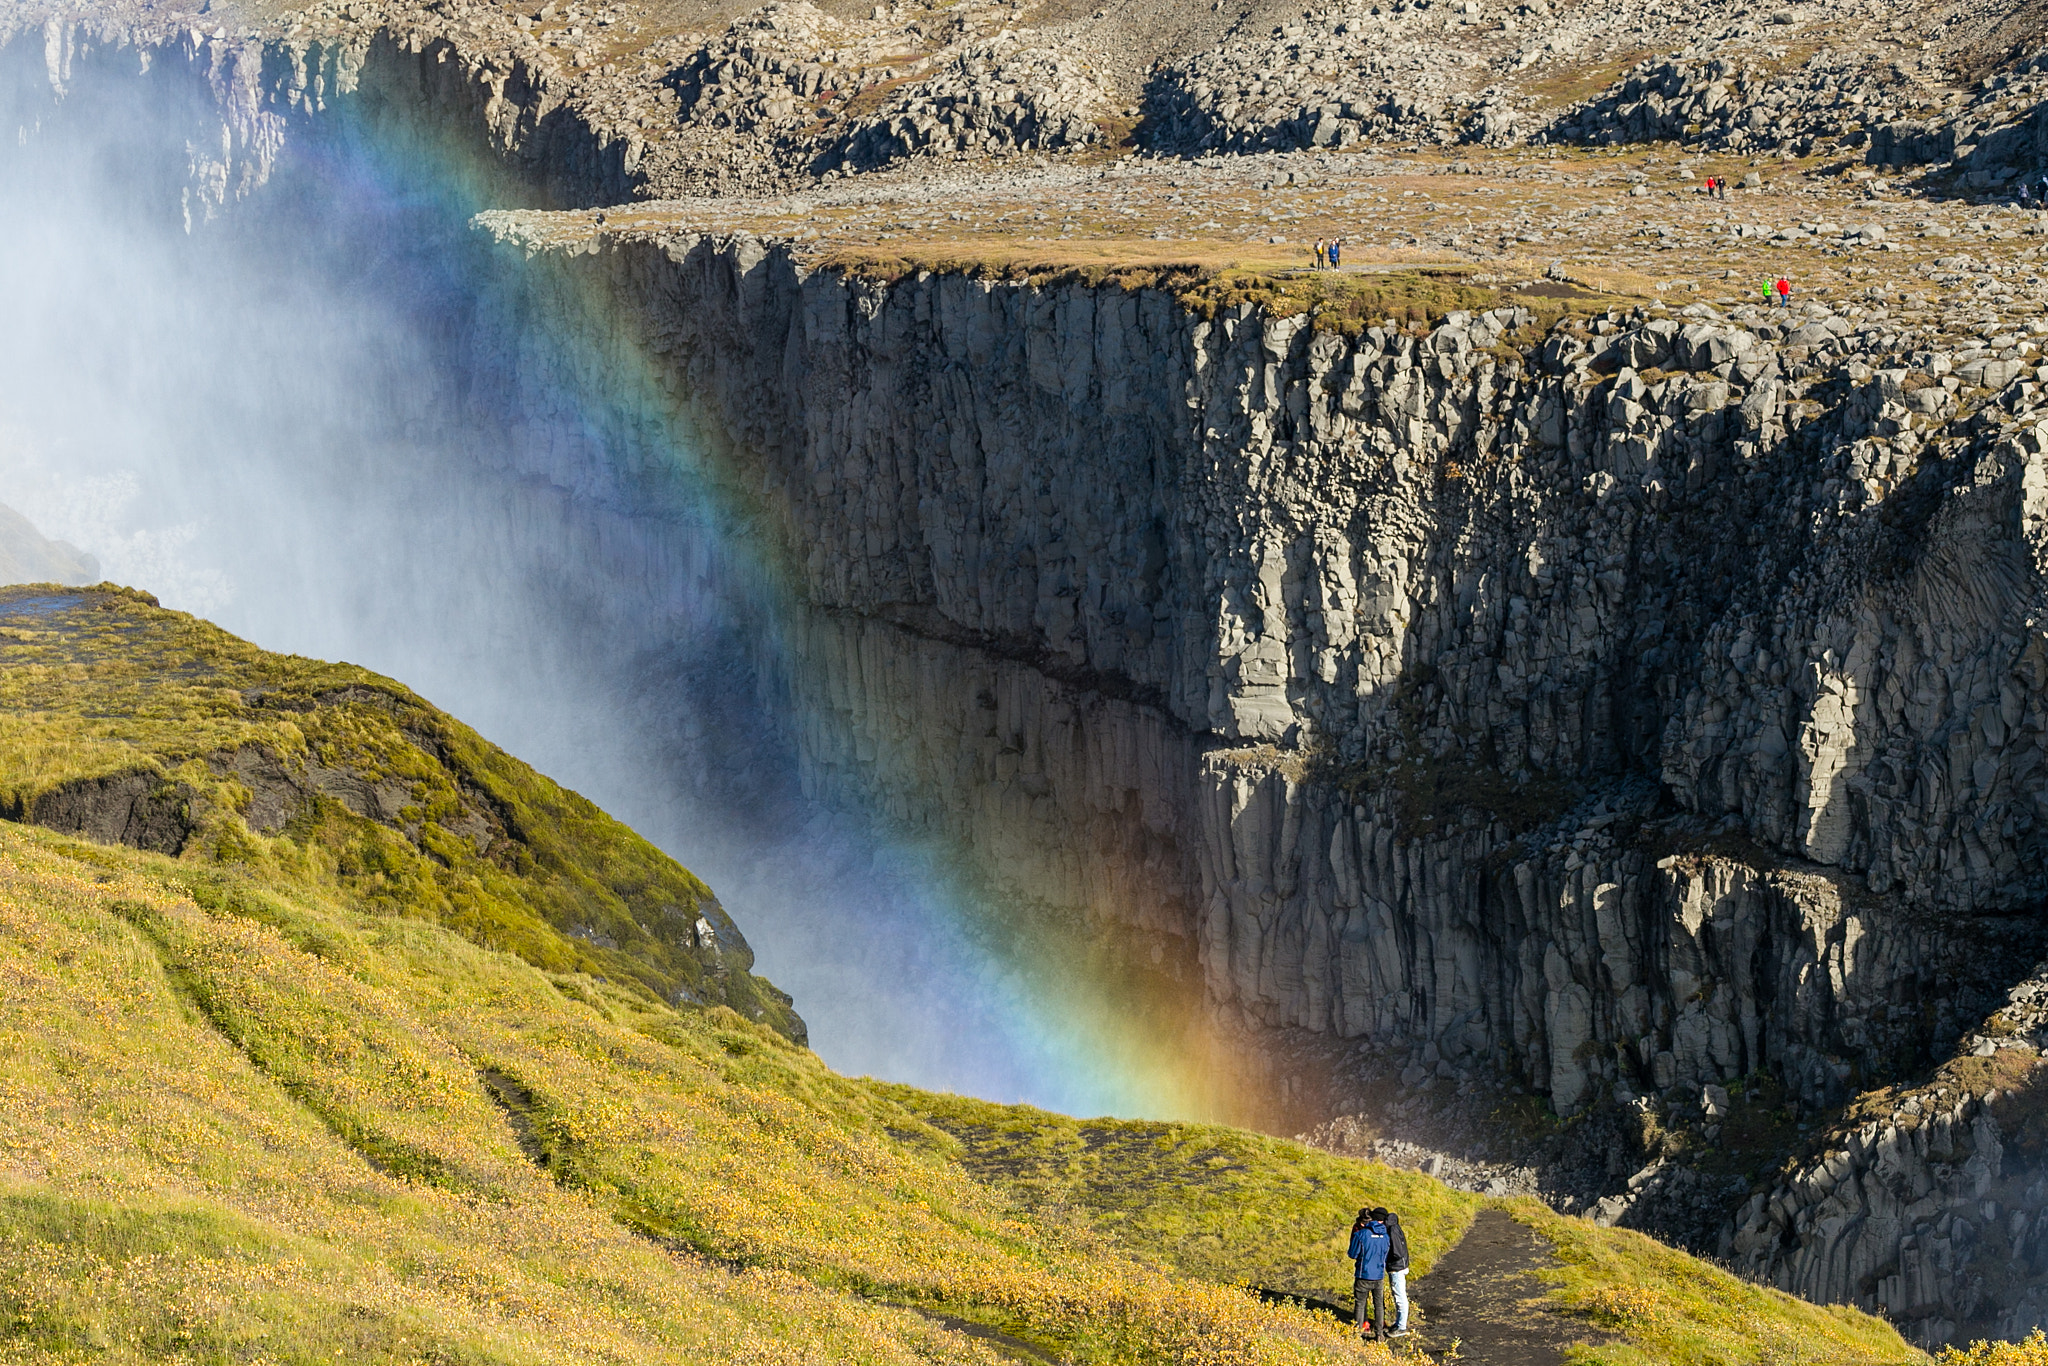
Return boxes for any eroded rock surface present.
[465,225,2048,1339]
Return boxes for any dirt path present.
[1401,1209,1591,1364]
[905,1307,1058,1364]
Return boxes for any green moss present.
[0,582,800,1040]
[870,1087,1481,1301]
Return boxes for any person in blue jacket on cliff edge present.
[1347,1208,1392,1340]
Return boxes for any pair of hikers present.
[1703,175,1727,199]
[1312,238,1345,270]
[1346,1206,1410,1340]
[1763,276,1791,307]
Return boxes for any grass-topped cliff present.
[0,584,1931,1365]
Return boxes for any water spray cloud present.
[0,42,1248,1123]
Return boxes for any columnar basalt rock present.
[1720,964,2048,1346]
[609,245,2048,1340]
[499,223,2048,1139]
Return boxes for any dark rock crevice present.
[13,771,198,855]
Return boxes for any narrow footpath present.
[1405,1209,1588,1363]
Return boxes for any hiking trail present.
[1404,1210,1591,1363]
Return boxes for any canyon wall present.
[551,228,2048,1099]
[475,225,2048,1341]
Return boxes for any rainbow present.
[0,36,1263,1126]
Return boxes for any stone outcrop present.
[1867,52,2048,190]
[1137,8,1498,154]
[1722,966,2048,1346]
[1552,43,2048,196]
[15,769,197,853]
[1549,52,1931,159]
[829,36,1108,171]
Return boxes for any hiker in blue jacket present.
[1347,1208,1392,1340]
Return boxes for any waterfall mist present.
[0,53,1139,1116]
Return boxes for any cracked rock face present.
[528,225,2048,1079]
[1721,963,2048,1347]
[478,225,2048,1338]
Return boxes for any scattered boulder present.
[1137,6,1508,155]
[1548,52,1931,158]
[829,36,1108,170]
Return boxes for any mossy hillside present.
[0,822,1381,1366]
[877,1086,1480,1302]
[1517,1204,1928,1366]
[885,1090,1933,1366]
[0,583,797,1037]
[0,587,1936,1365]
[0,818,1930,1366]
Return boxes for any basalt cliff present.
[498,222,2048,1346]
[13,0,2048,1348]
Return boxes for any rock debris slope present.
[32,0,2048,199]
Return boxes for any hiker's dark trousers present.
[1355,1277,1386,1336]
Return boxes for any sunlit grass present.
[1513,1204,1927,1365]
[878,1086,1480,1301]
[0,584,1942,1366]
[1938,1331,2048,1365]
[0,582,799,1036]
[0,823,1393,1365]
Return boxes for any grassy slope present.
[0,821,1378,1366]
[879,1087,1480,1301]
[883,1090,1927,1366]
[0,583,797,1037]
[0,585,1931,1366]
[1520,1205,1927,1366]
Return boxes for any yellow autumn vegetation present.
[0,820,1397,1365]
[1519,1207,1927,1365]
[0,583,1955,1366]
[1938,1331,2048,1365]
